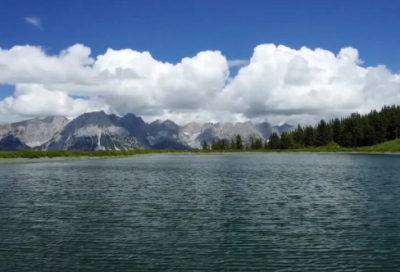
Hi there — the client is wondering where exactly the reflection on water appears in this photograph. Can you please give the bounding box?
[1,154,400,271]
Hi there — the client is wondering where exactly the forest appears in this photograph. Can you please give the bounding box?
[204,105,400,150]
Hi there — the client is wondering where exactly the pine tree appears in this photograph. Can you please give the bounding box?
[280,133,288,149]
[230,139,235,150]
[280,132,294,149]
[332,118,341,144]
[339,120,354,147]
[216,139,223,150]
[211,140,216,150]
[286,105,400,149]
[250,138,263,150]
[292,124,304,148]
[370,110,387,144]
[304,126,316,147]
[255,138,263,149]
[249,136,255,150]
[316,120,332,146]
[362,119,373,146]
[221,139,226,150]
[235,135,243,150]
[202,141,208,150]
[268,133,280,149]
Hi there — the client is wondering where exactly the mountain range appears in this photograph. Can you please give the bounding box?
[0,111,294,151]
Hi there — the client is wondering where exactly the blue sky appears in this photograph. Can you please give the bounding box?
[0,0,399,123]
[2,0,399,63]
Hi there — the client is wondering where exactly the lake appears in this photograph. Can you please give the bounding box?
[1,153,400,271]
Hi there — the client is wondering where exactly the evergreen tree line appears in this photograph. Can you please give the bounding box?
[203,105,400,150]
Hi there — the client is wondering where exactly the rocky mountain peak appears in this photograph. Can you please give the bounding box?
[182,122,202,133]
[273,123,296,135]
[68,111,116,129]
[0,115,69,148]
[41,116,69,124]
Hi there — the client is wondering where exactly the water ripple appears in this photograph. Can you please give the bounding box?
[1,154,400,271]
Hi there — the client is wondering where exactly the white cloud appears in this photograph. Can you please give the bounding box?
[217,45,400,124]
[25,17,42,29]
[0,43,399,125]
[1,84,111,118]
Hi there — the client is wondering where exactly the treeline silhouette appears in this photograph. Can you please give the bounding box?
[204,105,400,150]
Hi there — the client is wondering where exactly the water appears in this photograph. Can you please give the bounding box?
[1,154,400,271]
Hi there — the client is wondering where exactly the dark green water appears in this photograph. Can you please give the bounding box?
[1,154,400,271]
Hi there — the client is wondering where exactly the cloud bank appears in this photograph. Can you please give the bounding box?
[0,43,399,124]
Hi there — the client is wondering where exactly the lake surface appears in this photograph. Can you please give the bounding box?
[1,154,400,271]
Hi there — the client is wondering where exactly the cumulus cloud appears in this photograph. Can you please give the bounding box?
[217,44,400,125]
[0,84,111,118]
[0,43,399,125]
[25,17,42,29]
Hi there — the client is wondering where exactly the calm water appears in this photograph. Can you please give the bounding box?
[1,154,400,271]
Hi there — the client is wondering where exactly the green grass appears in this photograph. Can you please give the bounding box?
[269,140,400,153]
[1,139,400,159]
[0,149,185,159]
[356,139,400,153]
[273,142,351,153]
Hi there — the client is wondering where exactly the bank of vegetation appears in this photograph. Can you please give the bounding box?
[0,149,187,159]
[205,105,400,151]
[1,105,400,159]
[1,140,400,159]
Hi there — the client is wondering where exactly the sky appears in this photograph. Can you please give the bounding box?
[0,0,399,125]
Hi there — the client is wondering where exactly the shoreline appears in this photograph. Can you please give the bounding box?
[1,149,400,163]
[2,139,400,160]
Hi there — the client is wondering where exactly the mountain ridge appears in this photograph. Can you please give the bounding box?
[0,111,294,151]
[0,116,69,150]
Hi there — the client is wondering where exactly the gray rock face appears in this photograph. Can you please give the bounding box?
[0,134,30,151]
[0,116,69,150]
[273,123,296,135]
[147,120,191,149]
[255,122,279,139]
[180,121,295,149]
[44,111,144,151]
[116,113,150,148]
[194,122,263,147]
[179,122,202,148]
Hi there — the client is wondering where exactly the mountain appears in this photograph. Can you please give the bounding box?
[255,122,279,139]
[147,119,191,149]
[116,113,150,148]
[0,116,68,150]
[0,111,294,151]
[0,135,30,151]
[179,122,202,148]
[187,121,294,148]
[43,111,145,151]
[195,122,263,146]
[43,112,189,151]
[273,123,296,135]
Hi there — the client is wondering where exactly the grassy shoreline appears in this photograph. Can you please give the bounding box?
[1,140,400,159]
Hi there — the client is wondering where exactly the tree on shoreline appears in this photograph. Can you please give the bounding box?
[235,135,243,150]
[201,105,400,151]
[287,105,400,149]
